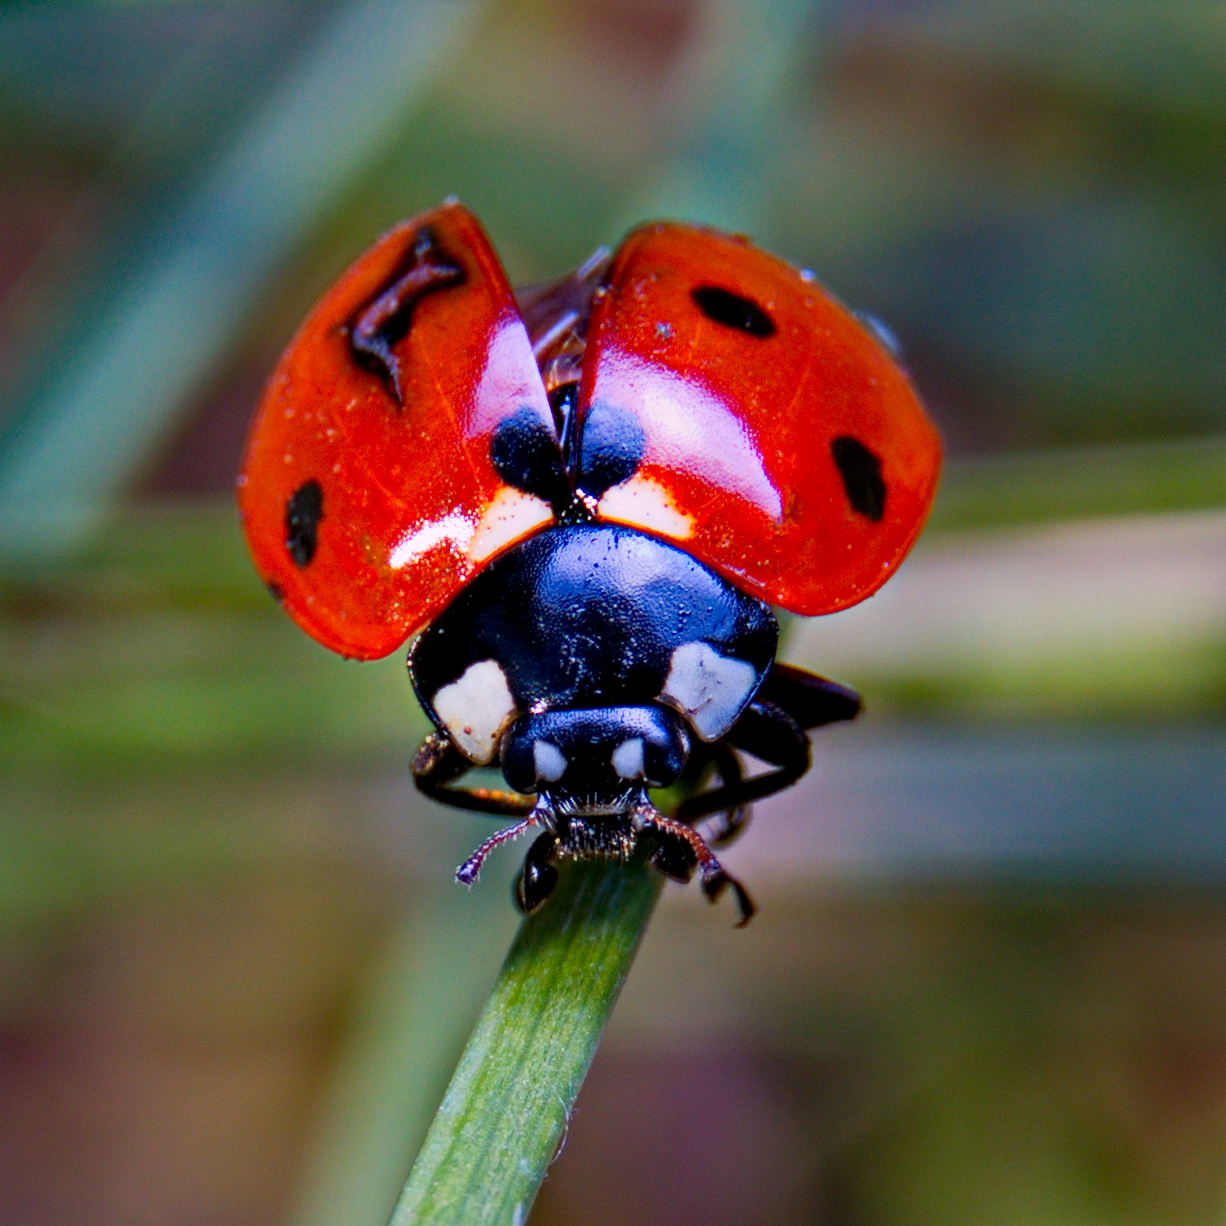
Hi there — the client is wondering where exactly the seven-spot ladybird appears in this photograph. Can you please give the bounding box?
[238,201,941,924]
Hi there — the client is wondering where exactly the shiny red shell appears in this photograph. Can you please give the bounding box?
[578,223,941,616]
[239,203,553,658]
[240,202,941,659]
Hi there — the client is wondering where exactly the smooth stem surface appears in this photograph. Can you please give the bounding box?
[389,855,662,1226]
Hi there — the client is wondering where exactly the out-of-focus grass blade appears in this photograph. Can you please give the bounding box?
[288,879,517,1226]
[0,0,484,566]
[618,0,820,234]
[879,0,1226,123]
[930,434,1226,533]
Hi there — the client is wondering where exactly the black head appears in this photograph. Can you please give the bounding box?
[501,705,690,815]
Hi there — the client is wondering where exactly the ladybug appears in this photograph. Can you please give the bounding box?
[238,201,940,925]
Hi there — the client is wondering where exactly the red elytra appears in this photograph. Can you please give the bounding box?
[239,201,941,660]
[579,223,942,616]
[239,203,554,658]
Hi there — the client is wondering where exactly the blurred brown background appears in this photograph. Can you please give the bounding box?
[3,1,1226,1223]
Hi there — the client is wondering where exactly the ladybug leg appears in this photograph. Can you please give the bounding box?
[645,826,698,883]
[414,731,559,906]
[455,799,551,886]
[704,744,751,848]
[412,731,536,818]
[756,662,861,730]
[675,699,814,824]
[632,801,756,927]
[515,831,561,913]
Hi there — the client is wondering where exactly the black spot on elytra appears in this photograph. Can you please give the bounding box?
[575,400,645,498]
[490,407,570,512]
[831,436,886,521]
[691,285,776,338]
[286,479,323,566]
[349,227,465,405]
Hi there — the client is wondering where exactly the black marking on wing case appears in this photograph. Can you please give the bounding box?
[691,285,776,338]
[831,435,886,521]
[286,479,324,567]
[348,227,465,406]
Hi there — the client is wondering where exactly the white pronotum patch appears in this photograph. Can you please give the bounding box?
[612,737,645,780]
[432,659,517,763]
[468,486,553,564]
[596,474,694,540]
[533,739,567,783]
[662,641,757,741]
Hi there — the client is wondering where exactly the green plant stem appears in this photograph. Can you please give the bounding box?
[389,854,662,1226]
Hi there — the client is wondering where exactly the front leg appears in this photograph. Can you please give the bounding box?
[632,799,756,926]
[675,662,861,824]
[756,661,861,729]
[412,730,536,817]
[675,701,810,824]
[515,830,561,913]
[704,744,751,847]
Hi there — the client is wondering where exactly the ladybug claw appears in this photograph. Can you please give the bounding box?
[726,876,757,927]
[698,865,755,925]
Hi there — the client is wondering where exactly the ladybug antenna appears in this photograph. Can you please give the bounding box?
[455,800,550,886]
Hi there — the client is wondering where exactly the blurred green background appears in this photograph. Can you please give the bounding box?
[3,1,1226,1223]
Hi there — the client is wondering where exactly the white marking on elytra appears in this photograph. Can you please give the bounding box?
[468,486,553,564]
[597,473,694,540]
[389,511,473,569]
[661,641,757,741]
[612,737,645,780]
[533,739,567,782]
[433,659,517,763]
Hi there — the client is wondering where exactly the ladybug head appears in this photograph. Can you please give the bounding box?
[500,705,690,816]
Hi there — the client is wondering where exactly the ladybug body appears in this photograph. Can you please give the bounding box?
[409,523,779,915]
[239,201,941,923]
